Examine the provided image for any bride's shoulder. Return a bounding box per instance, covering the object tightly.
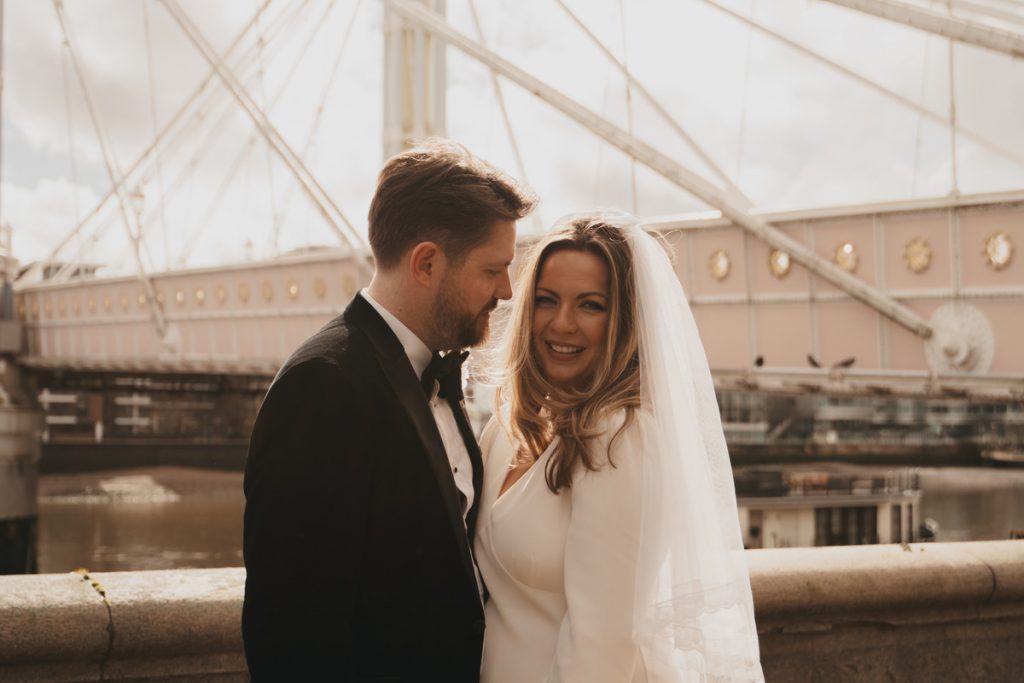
[588,405,654,465]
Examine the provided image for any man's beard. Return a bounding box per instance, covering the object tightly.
[433,278,497,351]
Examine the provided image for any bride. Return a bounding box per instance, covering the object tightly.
[474,214,764,682]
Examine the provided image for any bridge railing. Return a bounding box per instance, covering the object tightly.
[0,541,1021,682]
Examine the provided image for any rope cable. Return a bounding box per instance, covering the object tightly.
[275,0,361,240]
[466,0,542,230]
[617,0,637,215]
[142,1,170,271]
[947,0,960,195]
[252,0,280,255]
[734,0,755,189]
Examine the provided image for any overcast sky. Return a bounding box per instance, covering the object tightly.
[3,0,1023,276]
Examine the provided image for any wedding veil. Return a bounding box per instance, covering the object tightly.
[604,213,764,681]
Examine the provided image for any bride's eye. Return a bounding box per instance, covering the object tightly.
[534,294,556,306]
[581,299,606,312]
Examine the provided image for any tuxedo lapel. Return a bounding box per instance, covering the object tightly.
[449,396,484,543]
[343,295,478,590]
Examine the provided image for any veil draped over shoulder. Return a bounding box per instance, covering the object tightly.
[602,213,764,681]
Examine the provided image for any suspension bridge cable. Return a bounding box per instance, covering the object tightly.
[552,0,751,207]
[947,0,961,195]
[50,0,308,277]
[59,46,81,251]
[51,0,168,338]
[179,0,332,267]
[105,1,312,272]
[734,0,755,189]
[911,33,930,197]
[617,0,637,215]
[160,0,366,261]
[252,0,280,255]
[701,0,1024,169]
[274,0,361,241]
[142,1,170,272]
[466,0,543,231]
[29,0,279,282]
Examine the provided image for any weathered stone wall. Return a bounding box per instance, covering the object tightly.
[1,541,1021,681]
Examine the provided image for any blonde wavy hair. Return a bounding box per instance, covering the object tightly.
[496,217,641,493]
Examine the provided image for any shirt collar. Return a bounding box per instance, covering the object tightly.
[360,289,433,378]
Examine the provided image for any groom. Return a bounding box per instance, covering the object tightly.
[242,139,535,681]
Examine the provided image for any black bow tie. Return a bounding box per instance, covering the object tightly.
[421,350,468,401]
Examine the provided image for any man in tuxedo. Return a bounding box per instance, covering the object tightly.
[242,139,536,681]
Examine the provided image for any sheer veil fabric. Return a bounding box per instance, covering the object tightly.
[611,214,763,681]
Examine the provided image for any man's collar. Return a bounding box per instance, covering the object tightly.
[360,288,433,378]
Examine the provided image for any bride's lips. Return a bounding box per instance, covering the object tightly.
[544,340,586,360]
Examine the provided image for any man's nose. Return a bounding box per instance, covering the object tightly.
[496,270,513,300]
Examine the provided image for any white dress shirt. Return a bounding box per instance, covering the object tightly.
[360,290,476,521]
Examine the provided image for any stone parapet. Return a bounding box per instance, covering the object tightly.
[749,541,1024,682]
[0,541,1021,681]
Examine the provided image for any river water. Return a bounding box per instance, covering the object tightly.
[36,465,1024,573]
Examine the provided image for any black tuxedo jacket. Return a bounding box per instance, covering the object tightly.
[242,294,485,682]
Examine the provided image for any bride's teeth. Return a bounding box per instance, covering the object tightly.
[550,343,582,354]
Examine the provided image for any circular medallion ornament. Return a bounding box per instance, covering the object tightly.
[262,281,274,302]
[121,294,129,311]
[87,296,97,314]
[768,249,791,278]
[58,298,67,316]
[983,232,1013,270]
[834,242,858,273]
[288,280,299,300]
[314,276,326,299]
[342,274,356,298]
[138,292,148,308]
[72,298,81,315]
[238,283,250,303]
[17,300,25,320]
[103,294,112,312]
[216,285,228,304]
[925,303,994,374]
[44,299,53,316]
[708,249,731,281]
[175,290,185,306]
[31,300,39,318]
[903,236,932,274]
[195,288,206,305]
[155,290,165,305]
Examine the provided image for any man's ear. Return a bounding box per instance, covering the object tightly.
[408,241,446,287]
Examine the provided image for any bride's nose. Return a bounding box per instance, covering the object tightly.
[550,304,578,333]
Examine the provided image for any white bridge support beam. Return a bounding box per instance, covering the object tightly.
[382,0,447,158]
[821,0,1024,59]
[160,0,370,271]
[386,0,934,340]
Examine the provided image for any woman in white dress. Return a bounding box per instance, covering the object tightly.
[475,214,764,682]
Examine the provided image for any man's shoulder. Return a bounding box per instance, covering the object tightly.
[278,315,366,374]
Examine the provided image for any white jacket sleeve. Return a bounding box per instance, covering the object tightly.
[546,411,649,683]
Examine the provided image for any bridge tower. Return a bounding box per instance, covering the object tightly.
[382,0,447,157]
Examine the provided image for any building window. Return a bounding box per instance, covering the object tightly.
[814,506,879,546]
[891,504,902,544]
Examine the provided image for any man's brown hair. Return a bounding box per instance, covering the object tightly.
[367,138,537,269]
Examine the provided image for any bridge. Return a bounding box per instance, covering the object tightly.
[0,1,1021,461]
